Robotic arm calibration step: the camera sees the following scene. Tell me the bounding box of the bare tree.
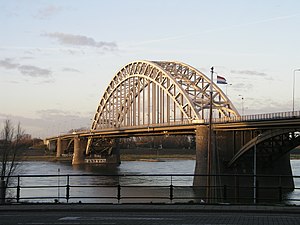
[0,120,24,204]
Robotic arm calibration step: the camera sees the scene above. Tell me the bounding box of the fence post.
[223,185,227,202]
[170,184,173,203]
[235,176,239,203]
[278,186,282,202]
[66,175,70,203]
[278,176,282,203]
[17,176,20,203]
[256,180,259,204]
[0,180,6,204]
[117,185,121,203]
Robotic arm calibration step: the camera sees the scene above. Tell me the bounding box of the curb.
[1,204,300,214]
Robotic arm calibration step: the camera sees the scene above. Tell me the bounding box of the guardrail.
[1,174,299,205]
[209,110,300,124]
[45,111,300,141]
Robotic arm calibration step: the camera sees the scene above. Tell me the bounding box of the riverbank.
[17,147,196,161]
[19,154,196,162]
[17,148,299,161]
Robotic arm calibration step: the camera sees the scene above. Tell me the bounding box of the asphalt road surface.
[1,211,300,225]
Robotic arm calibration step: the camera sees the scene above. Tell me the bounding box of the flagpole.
[207,66,214,202]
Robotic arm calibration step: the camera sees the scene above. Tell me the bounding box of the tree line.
[119,136,195,149]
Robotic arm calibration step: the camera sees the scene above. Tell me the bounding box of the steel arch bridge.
[91,60,239,131]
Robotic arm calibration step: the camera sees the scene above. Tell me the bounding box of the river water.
[12,159,300,204]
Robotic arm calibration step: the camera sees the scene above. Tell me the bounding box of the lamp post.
[206,66,214,202]
[293,69,300,115]
[238,95,244,116]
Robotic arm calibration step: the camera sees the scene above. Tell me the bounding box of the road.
[1,211,300,225]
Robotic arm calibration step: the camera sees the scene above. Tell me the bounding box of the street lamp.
[238,95,244,116]
[293,69,300,115]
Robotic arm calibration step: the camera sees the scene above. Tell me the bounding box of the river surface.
[12,159,300,204]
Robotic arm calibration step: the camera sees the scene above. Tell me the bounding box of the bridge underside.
[48,123,300,203]
[193,126,299,203]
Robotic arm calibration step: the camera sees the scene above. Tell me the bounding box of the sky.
[1,0,300,138]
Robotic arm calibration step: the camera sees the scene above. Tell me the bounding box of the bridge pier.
[213,130,250,203]
[56,138,62,157]
[56,138,68,157]
[112,138,121,165]
[256,152,294,193]
[193,126,232,202]
[72,137,86,165]
[193,125,210,200]
[47,140,56,153]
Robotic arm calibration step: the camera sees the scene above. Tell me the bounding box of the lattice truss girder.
[92,61,239,130]
[229,129,300,168]
[257,130,300,163]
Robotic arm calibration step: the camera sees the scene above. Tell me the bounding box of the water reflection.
[16,160,195,203]
[13,160,300,204]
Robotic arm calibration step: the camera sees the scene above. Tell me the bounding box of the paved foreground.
[0,204,300,225]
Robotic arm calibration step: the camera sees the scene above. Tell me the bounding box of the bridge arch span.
[92,60,239,130]
[228,129,300,168]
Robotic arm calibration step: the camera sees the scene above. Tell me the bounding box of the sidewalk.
[1,203,300,214]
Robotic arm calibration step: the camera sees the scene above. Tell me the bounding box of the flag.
[217,75,227,84]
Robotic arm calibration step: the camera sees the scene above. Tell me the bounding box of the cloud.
[43,32,117,50]
[34,79,55,85]
[230,69,268,77]
[0,58,52,78]
[232,82,254,91]
[244,98,292,115]
[60,48,84,55]
[0,58,20,69]
[0,111,91,138]
[35,5,62,19]
[18,65,52,78]
[35,109,92,136]
[130,13,300,46]
[36,109,93,122]
[62,67,81,73]
[37,109,72,118]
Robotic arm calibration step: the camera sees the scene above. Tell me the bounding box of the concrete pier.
[47,140,56,153]
[193,125,209,200]
[56,138,68,157]
[72,136,85,165]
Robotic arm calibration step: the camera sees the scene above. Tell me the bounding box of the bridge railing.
[1,174,299,205]
[47,111,300,140]
[209,110,300,124]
